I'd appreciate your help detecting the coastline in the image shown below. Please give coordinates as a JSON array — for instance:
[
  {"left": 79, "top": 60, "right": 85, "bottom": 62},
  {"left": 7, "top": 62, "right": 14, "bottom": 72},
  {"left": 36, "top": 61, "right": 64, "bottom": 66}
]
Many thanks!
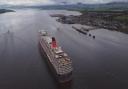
[
  {"left": 0, "top": 9, "right": 15, "bottom": 14},
  {"left": 51, "top": 10, "right": 128, "bottom": 34}
]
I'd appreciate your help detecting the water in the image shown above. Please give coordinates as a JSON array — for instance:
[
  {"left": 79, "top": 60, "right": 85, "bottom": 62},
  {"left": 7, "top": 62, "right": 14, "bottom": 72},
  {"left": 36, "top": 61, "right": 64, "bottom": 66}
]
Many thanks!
[{"left": 0, "top": 9, "right": 128, "bottom": 89}]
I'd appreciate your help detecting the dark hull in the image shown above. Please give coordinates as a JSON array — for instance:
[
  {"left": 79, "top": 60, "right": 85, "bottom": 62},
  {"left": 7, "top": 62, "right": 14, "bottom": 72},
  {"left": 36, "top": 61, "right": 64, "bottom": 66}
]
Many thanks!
[{"left": 39, "top": 41, "right": 72, "bottom": 83}]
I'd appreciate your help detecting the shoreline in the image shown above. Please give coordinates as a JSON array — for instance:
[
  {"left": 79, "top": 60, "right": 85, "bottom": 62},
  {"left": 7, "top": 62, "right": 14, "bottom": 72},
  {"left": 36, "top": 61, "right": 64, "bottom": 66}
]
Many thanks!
[
  {"left": 51, "top": 11, "right": 128, "bottom": 34},
  {"left": 0, "top": 9, "right": 15, "bottom": 14}
]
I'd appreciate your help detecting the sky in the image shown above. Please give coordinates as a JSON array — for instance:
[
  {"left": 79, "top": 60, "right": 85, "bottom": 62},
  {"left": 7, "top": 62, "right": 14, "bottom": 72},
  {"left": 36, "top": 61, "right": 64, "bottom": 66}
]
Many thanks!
[{"left": 0, "top": 0, "right": 128, "bottom": 5}]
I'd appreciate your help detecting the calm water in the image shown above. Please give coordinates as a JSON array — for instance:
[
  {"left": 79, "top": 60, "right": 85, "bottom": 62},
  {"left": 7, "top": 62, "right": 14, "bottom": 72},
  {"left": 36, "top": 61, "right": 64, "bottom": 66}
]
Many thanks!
[{"left": 0, "top": 9, "right": 128, "bottom": 89}]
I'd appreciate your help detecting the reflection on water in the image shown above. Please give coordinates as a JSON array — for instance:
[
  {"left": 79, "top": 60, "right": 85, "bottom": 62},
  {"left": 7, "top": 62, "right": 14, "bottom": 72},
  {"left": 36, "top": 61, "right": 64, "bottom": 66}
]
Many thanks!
[
  {"left": 0, "top": 9, "right": 128, "bottom": 89},
  {"left": 57, "top": 81, "right": 73, "bottom": 89}
]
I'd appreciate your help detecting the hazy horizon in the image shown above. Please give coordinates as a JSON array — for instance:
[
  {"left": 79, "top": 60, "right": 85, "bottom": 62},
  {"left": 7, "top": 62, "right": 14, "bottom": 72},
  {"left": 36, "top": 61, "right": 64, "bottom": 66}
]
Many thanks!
[{"left": 0, "top": 0, "right": 128, "bottom": 5}]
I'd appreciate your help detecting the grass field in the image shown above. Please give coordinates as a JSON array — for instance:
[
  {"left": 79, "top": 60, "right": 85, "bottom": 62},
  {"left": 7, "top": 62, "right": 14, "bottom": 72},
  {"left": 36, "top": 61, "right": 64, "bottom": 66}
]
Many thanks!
[{"left": 114, "top": 15, "right": 128, "bottom": 23}]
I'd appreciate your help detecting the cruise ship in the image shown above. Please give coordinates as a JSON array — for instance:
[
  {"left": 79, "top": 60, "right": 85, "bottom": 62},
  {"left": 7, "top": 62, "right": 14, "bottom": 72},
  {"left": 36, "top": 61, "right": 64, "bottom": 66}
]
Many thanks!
[{"left": 39, "top": 30, "right": 73, "bottom": 83}]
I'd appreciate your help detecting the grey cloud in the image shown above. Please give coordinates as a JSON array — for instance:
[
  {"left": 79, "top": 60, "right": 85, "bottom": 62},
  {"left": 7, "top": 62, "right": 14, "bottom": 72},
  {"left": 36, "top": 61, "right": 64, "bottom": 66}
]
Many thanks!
[{"left": 0, "top": 0, "right": 128, "bottom": 5}]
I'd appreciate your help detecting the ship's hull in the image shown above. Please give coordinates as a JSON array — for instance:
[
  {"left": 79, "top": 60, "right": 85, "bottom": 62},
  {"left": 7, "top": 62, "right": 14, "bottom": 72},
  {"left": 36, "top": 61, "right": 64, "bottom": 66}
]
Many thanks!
[{"left": 39, "top": 39, "right": 72, "bottom": 83}]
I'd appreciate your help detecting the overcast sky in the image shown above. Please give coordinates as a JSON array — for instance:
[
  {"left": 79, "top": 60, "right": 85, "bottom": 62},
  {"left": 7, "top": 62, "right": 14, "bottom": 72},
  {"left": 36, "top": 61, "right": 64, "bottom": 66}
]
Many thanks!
[{"left": 0, "top": 0, "right": 128, "bottom": 5}]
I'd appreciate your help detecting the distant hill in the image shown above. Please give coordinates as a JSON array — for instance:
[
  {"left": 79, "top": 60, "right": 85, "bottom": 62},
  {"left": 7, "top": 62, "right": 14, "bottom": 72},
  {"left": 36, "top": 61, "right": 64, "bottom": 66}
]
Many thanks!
[
  {"left": 106, "top": 1, "right": 128, "bottom": 5},
  {"left": 1, "top": 2, "right": 128, "bottom": 11},
  {"left": 30, "top": 2, "right": 128, "bottom": 11},
  {"left": 98, "top": 2, "right": 128, "bottom": 11}
]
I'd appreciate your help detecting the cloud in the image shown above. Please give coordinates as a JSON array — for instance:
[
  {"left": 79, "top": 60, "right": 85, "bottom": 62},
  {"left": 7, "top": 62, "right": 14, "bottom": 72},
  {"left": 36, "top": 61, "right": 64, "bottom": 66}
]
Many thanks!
[
  {"left": 0, "top": 0, "right": 55, "bottom": 5},
  {"left": 0, "top": 0, "right": 128, "bottom": 5}
]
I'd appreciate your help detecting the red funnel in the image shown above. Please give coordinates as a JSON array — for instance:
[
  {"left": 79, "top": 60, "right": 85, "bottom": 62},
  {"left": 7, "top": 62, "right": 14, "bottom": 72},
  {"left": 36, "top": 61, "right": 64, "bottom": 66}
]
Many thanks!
[{"left": 52, "top": 37, "right": 57, "bottom": 48}]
